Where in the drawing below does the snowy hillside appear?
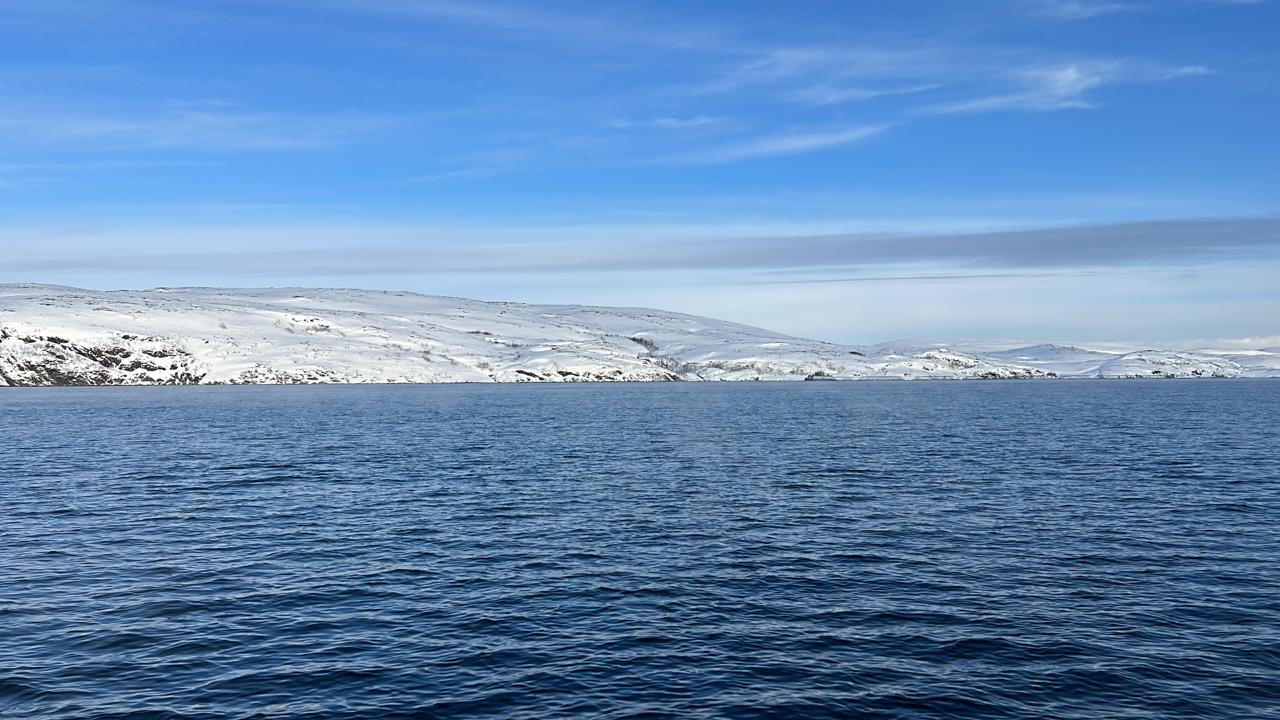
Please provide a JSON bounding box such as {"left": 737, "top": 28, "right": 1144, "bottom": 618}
{"left": 984, "top": 344, "right": 1253, "bottom": 379}
{"left": 0, "top": 285, "right": 1272, "bottom": 386}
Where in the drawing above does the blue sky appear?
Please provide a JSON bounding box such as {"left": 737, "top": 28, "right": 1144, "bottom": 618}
{"left": 2, "top": 0, "right": 1278, "bottom": 343}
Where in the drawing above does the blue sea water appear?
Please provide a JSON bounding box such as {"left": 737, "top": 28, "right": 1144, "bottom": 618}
{"left": 2, "top": 380, "right": 1279, "bottom": 719}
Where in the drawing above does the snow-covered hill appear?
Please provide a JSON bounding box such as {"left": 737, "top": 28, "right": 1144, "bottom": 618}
{"left": 984, "top": 344, "right": 1253, "bottom": 379}
{"left": 0, "top": 285, "right": 1272, "bottom": 386}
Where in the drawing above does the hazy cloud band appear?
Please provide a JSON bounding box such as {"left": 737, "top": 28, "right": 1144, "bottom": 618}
{"left": 7, "top": 216, "right": 1279, "bottom": 278}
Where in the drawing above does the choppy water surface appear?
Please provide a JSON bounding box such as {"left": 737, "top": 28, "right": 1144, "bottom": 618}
{"left": 3, "top": 381, "right": 1279, "bottom": 719}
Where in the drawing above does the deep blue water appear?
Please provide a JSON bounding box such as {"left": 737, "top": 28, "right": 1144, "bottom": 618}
{"left": 2, "top": 380, "right": 1279, "bottom": 719}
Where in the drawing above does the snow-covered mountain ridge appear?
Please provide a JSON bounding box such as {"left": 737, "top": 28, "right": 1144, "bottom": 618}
{"left": 0, "top": 285, "right": 1273, "bottom": 386}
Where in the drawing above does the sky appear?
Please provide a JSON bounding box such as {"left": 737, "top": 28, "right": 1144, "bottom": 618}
{"left": 1, "top": 0, "right": 1278, "bottom": 344}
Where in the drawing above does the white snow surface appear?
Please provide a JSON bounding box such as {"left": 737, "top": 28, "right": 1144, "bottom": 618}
{"left": 983, "top": 344, "right": 1253, "bottom": 379}
{"left": 0, "top": 285, "right": 1273, "bottom": 385}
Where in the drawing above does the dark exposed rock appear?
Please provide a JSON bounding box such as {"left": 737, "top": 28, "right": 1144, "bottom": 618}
{"left": 0, "top": 332, "right": 201, "bottom": 386}
{"left": 629, "top": 336, "right": 659, "bottom": 352}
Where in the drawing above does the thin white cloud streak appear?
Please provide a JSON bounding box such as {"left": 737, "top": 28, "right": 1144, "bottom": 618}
{"left": 607, "top": 116, "right": 721, "bottom": 130}
{"left": 697, "top": 43, "right": 1209, "bottom": 121}
{"left": 0, "top": 102, "right": 398, "bottom": 152}
{"left": 724, "top": 47, "right": 936, "bottom": 85}
{"left": 298, "top": 0, "right": 733, "bottom": 52}
{"left": 0, "top": 158, "right": 227, "bottom": 188}
{"left": 789, "top": 84, "right": 943, "bottom": 106}
{"left": 1023, "top": 0, "right": 1270, "bottom": 19}
{"left": 695, "top": 47, "right": 945, "bottom": 99}
{"left": 1023, "top": 0, "right": 1143, "bottom": 20}
{"left": 924, "top": 60, "right": 1211, "bottom": 114}
{"left": 0, "top": 159, "right": 225, "bottom": 173}
{"left": 662, "top": 125, "right": 891, "bottom": 165}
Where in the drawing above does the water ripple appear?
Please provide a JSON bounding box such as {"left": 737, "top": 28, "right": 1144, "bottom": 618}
{"left": 2, "top": 381, "right": 1278, "bottom": 719}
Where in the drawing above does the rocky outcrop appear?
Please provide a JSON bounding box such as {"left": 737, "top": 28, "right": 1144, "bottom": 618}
{"left": 0, "top": 328, "right": 205, "bottom": 386}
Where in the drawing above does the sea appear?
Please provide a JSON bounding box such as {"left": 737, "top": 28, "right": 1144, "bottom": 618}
{"left": 2, "top": 380, "right": 1278, "bottom": 719}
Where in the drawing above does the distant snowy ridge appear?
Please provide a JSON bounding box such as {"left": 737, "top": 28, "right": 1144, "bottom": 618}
{"left": 981, "top": 344, "right": 1255, "bottom": 379}
{"left": 0, "top": 285, "right": 1272, "bottom": 386}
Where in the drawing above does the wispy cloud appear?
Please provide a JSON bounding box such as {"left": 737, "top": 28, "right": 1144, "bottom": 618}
{"left": 1022, "top": 0, "right": 1144, "bottom": 20}
{"left": 607, "top": 116, "right": 721, "bottom": 130}
{"left": 0, "top": 158, "right": 226, "bottom": 188}
{"left": 697, "top": 42, "right": 1210, "bottom": 120}
{"left": 925, "top": 60, "right": 1210, "bottom": 114}
{"left": 663, "top": 125, "right": 891, "bottom": 165}
{"left": 0, "top": 103, "right": 397, "bottom": 152}
{"left": 1022, "top": 0, "right": 1271, "bottom": 19}
{"left": 698, "top": 47, "right": 943, "bottom": 99}
{"left": 301, "top": 0, "right": 732, "bottom": 51}
{"left": 788, "top": 84, "right": 943, "bottom": 106}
